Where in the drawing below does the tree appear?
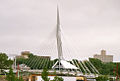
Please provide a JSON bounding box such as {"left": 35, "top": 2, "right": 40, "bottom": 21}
{"left": 89, "top": 58, "right": 102, "bottom": 70}
{"left": 89, "top": 58, "right": 120, "bottom": 75}
{"left": 96, "top": 75, "right": 109, "bottom": 81}
{"left": 52, "top": 76, "right": 63, "bottom": 81}
{"left": 41, "top": 68, "right": 50, "bottom": 81}
{"left": 16, "top": 58, "right": 26, "bottom": 64}
{"left": 6, "top": 67, "right": 24, "bottom": 81}
{"left": 6, "top": 67, "right": 17, "bottom": 81}
{"left": 0, "top": 53, "right": 13, "bottom": 71}
{"left": 41, "top": 68, "right": 64, "bottom": 81}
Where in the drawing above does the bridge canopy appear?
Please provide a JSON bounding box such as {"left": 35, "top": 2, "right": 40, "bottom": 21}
{"left": 52, "top": 60, "right": 78, "bottom": 70}
{"left": 61, "top": 60, "right": 78, "bottom": 69}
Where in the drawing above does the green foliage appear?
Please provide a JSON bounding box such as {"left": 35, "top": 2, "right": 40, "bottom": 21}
{"left": 96, "top": 75, "right": 109, "bottom": 81}
{"left": 41, "top": 68, "right": 64, "bottom": 81}
{"left": 6, "top": 68, "right": 16, "bottom": 81}
{"left": 6, "top": 67, "right": 24, "bottom": 81}
{"left": 0, "top": 53, "right": 13, "bottom": 69}
{"left": 16, "top": 53, "right": 120, "bottom": 76}
{"left": 101, "top": 62, "right": 115, "bottom": 75}
{"left": 16, "top": 58, "right": 26, "bottom": 64}
{"left": 89, "top": 58, "right": 120, "bottom": 75}
{"left": 41, "top": 68, "right": 50, "bottom": 81}
{"left": 16, "top": 54, "right": 52, "bottom": 69}
{"left": 52, "top": 76, "right": 64, "bottom": 81}
{"left": 89, "top": 58, "right": 102, "bottom": 69}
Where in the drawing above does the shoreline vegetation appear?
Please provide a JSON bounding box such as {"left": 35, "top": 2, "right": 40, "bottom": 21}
{"left": 0, "top": 53, "right": 120, "bottom": 81}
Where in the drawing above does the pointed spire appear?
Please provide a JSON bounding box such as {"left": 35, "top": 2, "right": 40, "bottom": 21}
{"left": 57, "top": 5, "right": 60, "bottom": 25}
{"left": 56, "top": 5, "right": 63, "bottom": 60}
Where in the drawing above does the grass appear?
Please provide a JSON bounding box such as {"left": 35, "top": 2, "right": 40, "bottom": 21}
{"left": 0, "top": 75, "right": 2, "bottom": 77}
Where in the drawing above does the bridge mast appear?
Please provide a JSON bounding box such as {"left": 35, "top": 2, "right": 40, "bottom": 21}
{"left": 56, "top": 6, "right": 63, "bottom": 70}
{"left": 52, "top": 6, "right": 78, "bottom": 71}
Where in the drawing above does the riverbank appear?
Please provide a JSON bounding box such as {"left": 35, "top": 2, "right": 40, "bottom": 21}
{"left": 0, "top": 75, "right": 7, "bottom": 81}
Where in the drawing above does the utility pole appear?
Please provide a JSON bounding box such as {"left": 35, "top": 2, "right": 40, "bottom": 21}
{"left": 116, "top": 63, "right": 118, "bottom": 81}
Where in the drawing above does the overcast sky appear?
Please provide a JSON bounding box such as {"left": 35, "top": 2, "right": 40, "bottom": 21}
{"left": 0, "top": 0, "right": 120, "bottom": 61}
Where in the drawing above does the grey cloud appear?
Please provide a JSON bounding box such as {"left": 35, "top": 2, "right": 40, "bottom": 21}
{"left": 0, "top": 0, "right": 120, "bottom": 61}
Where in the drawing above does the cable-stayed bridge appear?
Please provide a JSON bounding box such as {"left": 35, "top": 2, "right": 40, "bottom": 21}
{"left": 13, "top": 7, "right": 100, "bottom": 79}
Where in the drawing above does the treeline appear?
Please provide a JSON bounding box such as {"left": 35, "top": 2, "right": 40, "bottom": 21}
{"left": 0, "top": 53, "right": 13, "bottom": 71}
{"left": 89, "top": 58, "right": 120, "bottom": 75}
{"left": 16, "top": 54, "right": 120, "bottom": 75}
{"left": 16, "top": 54, "right": 99, "bottom": 74}
{"left": 16, "top": 53, "right": 57, "bottom": 69}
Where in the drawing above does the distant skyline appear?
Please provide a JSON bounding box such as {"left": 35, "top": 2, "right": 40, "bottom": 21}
{"left": 0, "top": 0, "right": 120, "bottom": 62}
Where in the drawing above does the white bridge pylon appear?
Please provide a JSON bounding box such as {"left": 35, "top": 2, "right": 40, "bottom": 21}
{"left": 52, "top": 6, "right": 78, "bottom": 70}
